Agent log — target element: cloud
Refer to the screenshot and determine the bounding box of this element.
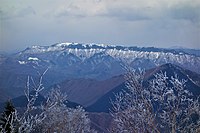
[51,0,153,21]
[169,4,200,23]
[16,6,36,17]
[0,6,36,20]
[100,7,152,21]
[100,0,200,23]
[0,0,200,52]
[54,4,87,18]
[49,0,200,24]
[0,9,8,19]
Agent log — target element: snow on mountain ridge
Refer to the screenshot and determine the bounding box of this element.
[21,42,191,57]
[22,42,198,56]
[52,42,113,49]
[17,42,200,74]
[21,43,199,63]
[28,57,39,61]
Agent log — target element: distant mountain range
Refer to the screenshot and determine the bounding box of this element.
[168,46,200,56]
[1,63,199,113]
[1,42,200,133]
[0,42,200,102]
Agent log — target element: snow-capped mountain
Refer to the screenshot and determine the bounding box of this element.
[16,42,200,74]
[0,42,200,101]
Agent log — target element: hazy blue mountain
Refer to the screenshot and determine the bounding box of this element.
[87,63,200,113]
[0,42,200,101]
[0,91,81,113]
[49,75,124,107]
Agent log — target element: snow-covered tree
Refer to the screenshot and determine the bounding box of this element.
[41,89,96,133]
[150,72,200,133]
[0,69,48,133]
[111,67,200,133]
[0,68,96,133]
[110,67,159,133]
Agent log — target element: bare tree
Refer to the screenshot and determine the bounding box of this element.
[0,69,48,133]
[17,69,49,132]
[111,67,200,133]
[41,89,96,133]
[150,72,200,133]
[1,68,95,133]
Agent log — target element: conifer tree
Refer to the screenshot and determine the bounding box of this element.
[0,100,16,133]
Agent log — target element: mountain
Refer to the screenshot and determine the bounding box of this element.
[144,63,200,90]
[87,83,127,113]
[50,75,125,107]
[0,54,7,65]
[0,42,200,101]
[169,46,200,56]
[1,63,198,113]
[16,42,200,72]
[0,91,82,113]
[87,63,200,113]
[89,112,112,133]
[1,63,199,132]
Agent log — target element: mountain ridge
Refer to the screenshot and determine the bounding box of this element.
[3,63,198,113]
[87,63,200,113]
[0,42,200,102]
[20,42,200,56]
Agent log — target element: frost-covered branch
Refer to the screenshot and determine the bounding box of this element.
[1,68,96,133]
[41,88,96,133]
[16,68,48,133]
[150,72,200,133]
[111,66,200,133]
[111,67,159,133]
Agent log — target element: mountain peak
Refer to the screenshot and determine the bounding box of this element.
[52,42,113,49]
[53,42,78,47]
[146,63,182,75]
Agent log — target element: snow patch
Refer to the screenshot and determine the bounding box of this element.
[32,45,42,49]
[56,42,73,47]
[18,61,26,64]
[28,57,39,61]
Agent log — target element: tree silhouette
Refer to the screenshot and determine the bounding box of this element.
[0,100,16,133]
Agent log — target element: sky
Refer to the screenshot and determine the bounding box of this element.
[0,0,200,52]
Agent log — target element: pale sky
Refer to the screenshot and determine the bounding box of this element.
[0,0,200,52]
